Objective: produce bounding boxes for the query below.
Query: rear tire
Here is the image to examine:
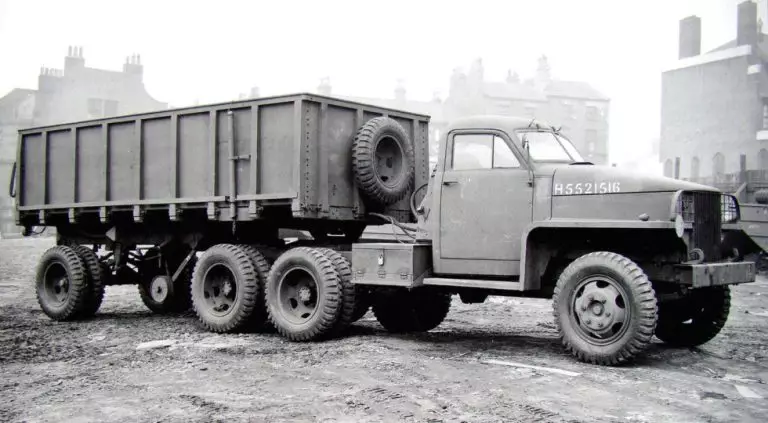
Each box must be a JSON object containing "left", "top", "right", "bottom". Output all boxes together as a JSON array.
[
  {"left": 35, "top": 246, "right": 90, "bottom": 321},
  {"left": 266, "top": 247, "right": 341, "bottom": 341},
  {"left": 317, "top": 248, "right": 355, "bottom": 335},
  {"left": 238, "top": 245, "right": 272, "bottom": 331},
  {"left": 192, "top": 244, "right": 260, "bottom": 333},
  {"left": 553, "top": 252, "right": 657, "bottom": 366},
  {"left": 655, "top": 286, "right": 730, "bottom": 347},
  {"left": 373, "top": 288, "right": 451, "bottom": 333},
  {"left": 72, "top": 245, "right": 105, "bottom": 318}
]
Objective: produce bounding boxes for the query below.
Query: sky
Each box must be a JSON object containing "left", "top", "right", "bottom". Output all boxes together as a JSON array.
[{"left": 0, "top": 0, "right": 762, "bottom": 166}]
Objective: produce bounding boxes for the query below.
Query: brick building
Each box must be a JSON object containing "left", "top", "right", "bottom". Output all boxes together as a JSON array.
[
  {"left": 331, "top": 57, "right": 610, "bottom": 166},
  {"left": 660, "top": 1, "right": 768, "bottom": 185},
  {"left": 0, "top": 46, "right": 166, "bottom": 236}
]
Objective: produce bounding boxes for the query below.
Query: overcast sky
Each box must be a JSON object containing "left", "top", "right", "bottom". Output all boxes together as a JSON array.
[{"left": 0, "top": 0, "right": 761, "bottom": 165}]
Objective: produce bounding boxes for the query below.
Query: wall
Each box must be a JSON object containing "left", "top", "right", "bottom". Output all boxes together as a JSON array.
[{"left": 660, "top": 53, "right": 761, "bottom": 179}]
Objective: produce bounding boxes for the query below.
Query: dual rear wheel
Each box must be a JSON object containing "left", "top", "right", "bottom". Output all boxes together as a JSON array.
[
  {"left": 35, "top": 245, "right": 105, "bottom": 321},
  {"left": 190, "top": 244, "right": 451, "bottom": 339}
]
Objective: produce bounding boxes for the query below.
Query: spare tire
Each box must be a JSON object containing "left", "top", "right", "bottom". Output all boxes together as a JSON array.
[{"left": 352, "top": 117, "right": 415, "bottom": 205}]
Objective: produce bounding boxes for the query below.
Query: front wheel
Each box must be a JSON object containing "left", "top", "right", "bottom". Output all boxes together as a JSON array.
[
  {"left": 552, "top": 252, "right": 657, "bottom": 365},
  {"left": 655, "top": 286, "right": 730, "bottom": 347}
]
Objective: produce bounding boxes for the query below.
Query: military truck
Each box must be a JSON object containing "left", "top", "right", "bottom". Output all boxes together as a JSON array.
[{"left": 10, "top": 94, "right": 755, "bottom": 365}]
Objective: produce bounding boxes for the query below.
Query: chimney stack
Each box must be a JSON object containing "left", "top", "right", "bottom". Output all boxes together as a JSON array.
[
  {"left": 317, "top": 77, "right": 332, "bottom": 95},
  {"left": 737, "top": 1, "right": 758, "bottom": 47},
  {"left": 394, "top": 79, "right": 406, "bottom": 102},
  {"left": 679, "top": 16, "right": 701, "bottom": 59}
]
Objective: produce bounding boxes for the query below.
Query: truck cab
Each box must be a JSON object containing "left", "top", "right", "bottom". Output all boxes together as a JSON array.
[{"left": 354, "top": 115, "right": 755, "bottom": 364}]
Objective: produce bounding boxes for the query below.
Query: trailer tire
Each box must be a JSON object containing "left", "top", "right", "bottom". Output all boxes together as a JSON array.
[
  {"left": 266, "top": 247, "right": 341, "bottom": 341},
  {"left": 352, "top": 117, "right": 415, "bottom": 206},
  {"left": 373, "top": 288, "right": 451, "bottom": 333},
  {"left": 138, "top": 249, "right": 196, "bottom": 314},
  {"left": 35, "top": 246, "right": 90, "bottom": 321},
  {"left": 655, "top": 286, "right": 730, "bottom": 347},
  {"left": 553, "top": 252, "right": 657, "bottom": 366},
  {"left": 238, "top": 245, "right": 272, "bottom": 331},
  {"left": 317, "top": 248, "right": 356, "bottom": 335},
  {"left": 192, "top": 244, "right": 260, "bottom": 333},
  {"left": 72, "top": 245, "right": 106, "bottom": 317}
]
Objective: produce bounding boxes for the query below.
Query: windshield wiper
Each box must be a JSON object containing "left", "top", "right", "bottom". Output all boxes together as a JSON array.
[{"left": 569, "top": 161, "right": 594, "bottom": 166}]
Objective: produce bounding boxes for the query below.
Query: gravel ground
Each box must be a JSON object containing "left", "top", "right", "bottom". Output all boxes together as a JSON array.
[{"left": 1, "top": 237, "right": 768, "bottom": 422}]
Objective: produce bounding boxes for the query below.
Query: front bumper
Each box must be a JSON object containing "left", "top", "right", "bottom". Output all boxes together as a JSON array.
[{"left": 677, "top": 262, "right": 756, "bottom": 288}]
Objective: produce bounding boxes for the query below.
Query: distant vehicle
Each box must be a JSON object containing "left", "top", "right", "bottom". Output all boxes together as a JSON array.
[{"left": 10, "top": 94, "right": 755, "bottom": 365}]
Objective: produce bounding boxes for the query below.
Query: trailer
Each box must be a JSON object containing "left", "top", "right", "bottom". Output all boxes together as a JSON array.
[{"left": 12, "top": 98, "right": 756, "bottom": 366}]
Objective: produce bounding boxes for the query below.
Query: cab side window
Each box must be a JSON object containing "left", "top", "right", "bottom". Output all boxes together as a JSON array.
[
  {"left": 493, "top": 136, "right": 520, "bottom": 168},
  {"left": 452, "top": 134, "right": 520, "bottom": 170}
]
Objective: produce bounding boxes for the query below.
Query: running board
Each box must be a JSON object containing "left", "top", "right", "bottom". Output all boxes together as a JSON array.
[{"left": 423, "top": 277, "right": 522, "bottom": 291}]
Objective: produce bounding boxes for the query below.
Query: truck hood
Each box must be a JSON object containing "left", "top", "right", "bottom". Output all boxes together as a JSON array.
[{"left": 549, "top": 165, "right": 718, "bottom": 195}]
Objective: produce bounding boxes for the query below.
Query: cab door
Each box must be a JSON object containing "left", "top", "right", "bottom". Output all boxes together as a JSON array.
[{"left": 435, "top": 131, "right": 533, "bottom": 276}]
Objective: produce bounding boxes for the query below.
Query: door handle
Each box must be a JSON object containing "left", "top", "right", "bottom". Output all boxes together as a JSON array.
[{"left": 442, "top": 180, "right": 458, "bottom": 186}]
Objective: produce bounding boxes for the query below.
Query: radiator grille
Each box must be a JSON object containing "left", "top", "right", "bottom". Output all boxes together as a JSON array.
[{"left": 682, "top": 192, "right": 722, "bottom": 261}]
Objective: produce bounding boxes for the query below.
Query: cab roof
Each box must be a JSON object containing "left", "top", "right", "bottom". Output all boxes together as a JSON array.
[{"left": 446, "top": 115, "right": 557, "bottom": 135}]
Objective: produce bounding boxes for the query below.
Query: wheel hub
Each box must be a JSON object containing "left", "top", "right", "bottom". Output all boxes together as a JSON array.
[
  {"left": 202, "top": 264, "right": 238, "bottom": 316},
  {"left": 297, "top": 286, "right": 312, "bottom": 302},
  {"left": 277, "top": 267, "right": 319, "bottom": 323},
  {"left": 149, "top": 275, "right": 170, "bottom": 303},
  {"left": 572, "top": 277, "right": 629, "bottom": 342}
]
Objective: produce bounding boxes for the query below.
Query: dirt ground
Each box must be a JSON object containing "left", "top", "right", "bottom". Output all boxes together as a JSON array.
[{"left": 1, "top": 238, "right": 768, "bottom": 423}]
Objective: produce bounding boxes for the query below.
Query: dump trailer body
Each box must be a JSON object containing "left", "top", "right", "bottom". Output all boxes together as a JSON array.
[{"left": 14, "top": 93, "right": 430, "bottom": 228}]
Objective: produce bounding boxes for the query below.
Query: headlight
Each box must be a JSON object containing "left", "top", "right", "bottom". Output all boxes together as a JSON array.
[{"left": 721, "top": 194, "right": 739, "bottom": 223}]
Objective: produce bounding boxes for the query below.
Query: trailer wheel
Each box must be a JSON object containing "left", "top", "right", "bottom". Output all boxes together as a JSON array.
[
  {"left": 266, "top": 247, "right": 341, "bottom": 341},
  {"left": 553, "top": 252, "right": 657, "bottom": 366},
  {"left": 352, "top": 117, "right": 415, "bottom": 206},
  {"left": 138, "top": 249, "right": 196, "bottom": 314},
  {"left": 655, "top": 286, "right": 730, "bottom": 347},
  {"left": 192, "top": 244, "right": 260, "bottom": 333},
  {"left": 72, "top": 245, "right": 106, "bottom": 318},
  {"left": 238, "top": 245, "right": 272, "bottom": 331},
  {"left": 317, "top": 248, "right": 355, "bottom": 335},
  {"left": 35, "top": 246, "right": 90, "bottom": 321},
  {"left": 373, "top": 288, "right": 451, "bottom": 333}
]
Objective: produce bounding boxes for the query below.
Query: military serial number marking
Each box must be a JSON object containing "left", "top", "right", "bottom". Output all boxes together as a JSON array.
[{"left": 554, "top": 182, "right": 621, "bottom": 195}]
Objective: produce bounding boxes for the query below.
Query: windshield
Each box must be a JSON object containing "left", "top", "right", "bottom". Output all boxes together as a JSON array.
[{"left": 517, "top": 131, "right": 584, "bottom": 162}]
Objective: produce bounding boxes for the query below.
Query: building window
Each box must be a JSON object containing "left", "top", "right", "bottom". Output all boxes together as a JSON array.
[
  {"left": 763, "top": 102, "right": 768, "bottom": 129},
  {"left": 690, "top": 156, "right": 700, "bottom": 179},
  {"left": 588, "top": 142, "right": 595, "bottom": 153},
  {"left": 713, "top": 153, "right": 725, "bottom": 181},
  {"left": 664, "top": 159, "right": 673, "bottom": 177},
  {"left": 586, "top": 106, "right": 599, "bottom": 120},
  {"left": 759, "top": 149, "right": 768, "bottom": 170}
]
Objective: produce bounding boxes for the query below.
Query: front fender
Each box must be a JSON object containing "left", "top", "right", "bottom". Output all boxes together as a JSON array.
[{"left": 519, "top": 219, "right": 676, "bottom": 291}]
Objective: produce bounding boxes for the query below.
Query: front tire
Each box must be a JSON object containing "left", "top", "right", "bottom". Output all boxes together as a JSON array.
[
  {"left": 553, "top": 252, "right": 657, "bottom": 365},
  {"left": 655, "top": 286, "right": 730, "bottom": 347}
]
